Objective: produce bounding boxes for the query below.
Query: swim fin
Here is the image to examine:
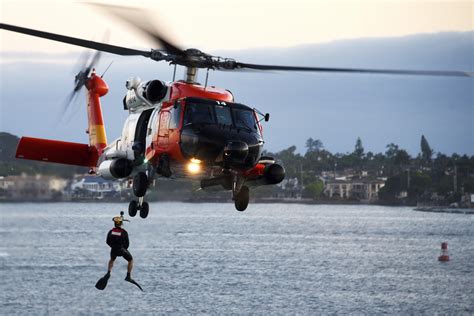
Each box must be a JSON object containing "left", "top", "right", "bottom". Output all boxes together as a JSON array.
[
  {"left": 125, "top": 275, "right": 143, "bottom": 291},
  {"left": 95, "top": 272, "right": 110, "bottom": 290}
]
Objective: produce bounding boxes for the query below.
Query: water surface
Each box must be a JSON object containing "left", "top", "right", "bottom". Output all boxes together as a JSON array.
[{"left": 0, "top": 203, "right": 472, "bottom": 314}]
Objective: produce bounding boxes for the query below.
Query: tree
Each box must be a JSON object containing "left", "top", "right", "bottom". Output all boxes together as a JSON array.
[
  {"left": 379, "top": 171, "right": 431, "bottom": 203},
  {"left": 394, "top": 149, "right": 410, "bottom": 167},
  {"left": 273, "top": 146, "right": 303, "bottom": 180},
  {"left": 385, "top": 143, "right": 399, "bottom": 160},
  {"left": 420, "top": 135, "right": 433, "bottom": 163},
  {"left": 354, "top": 137, "right": 364, "bottom": 160},
  {"left": 378, "top": 175, "right": 403, "bottom": 201},
  {"left": 303, "top": 179, "right": 324, "bottom": 199},
  {"left": 305, "top": 138, "right": 323, "bottom": 153},
  {"left": 408, "top": 171, "right": 432, "bottom": 199}
]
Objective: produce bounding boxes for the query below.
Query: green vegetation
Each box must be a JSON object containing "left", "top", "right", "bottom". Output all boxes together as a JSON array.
[
  {"left": 1, "top": 132, "right": 473, "bottom": 204},
  {"left": 303, "top": 179, "right": 324, "bottom": 199},
  {"left": 264, "top": 135, "right": 474, "bottom": 204}
]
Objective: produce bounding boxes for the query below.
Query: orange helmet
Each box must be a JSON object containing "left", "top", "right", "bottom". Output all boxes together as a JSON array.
[{"left": 112, "top": 216, "right": 123, "bottom": 227}]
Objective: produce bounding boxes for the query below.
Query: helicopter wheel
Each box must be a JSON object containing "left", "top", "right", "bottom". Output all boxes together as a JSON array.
[
  {"left": 128, "top": 200, "right": 138, "bottom": 217},
  {"left": 140, "top": 202, "right": 149, "bottom": 219},
  {"left": 234, "top": 186, "right": 249, "bottom": 212},
  {"left": 133, "top": 172, "right": 148, "bottom": 197}
]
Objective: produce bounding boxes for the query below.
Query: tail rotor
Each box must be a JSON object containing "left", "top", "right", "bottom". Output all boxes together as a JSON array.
[{"left": 62, "top": 50, "right": 102, "bottom": 116}]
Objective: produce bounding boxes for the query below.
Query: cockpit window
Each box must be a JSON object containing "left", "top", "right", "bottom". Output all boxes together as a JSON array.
[
  {"left": 215, "top": 105, "right": 233, "bottom": 125},
  {"left": 169, "top": 103, "right": 182, "bottom": 129},
  {"left": 233, "top": 109, "right": 257, "bottom": 131},
  {"left": 184, "top": 103, "right": 214, "bottom": 125},
  {"left": 183, "top": 98, "right": 260, "bottom": 134}
]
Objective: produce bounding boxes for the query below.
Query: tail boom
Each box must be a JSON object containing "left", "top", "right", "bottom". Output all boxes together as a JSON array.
[{"left": 16, "top": 137, "right": 99, "bottom": 167}]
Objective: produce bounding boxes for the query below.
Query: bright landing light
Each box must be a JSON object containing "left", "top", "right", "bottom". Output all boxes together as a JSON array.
[{"left": 187, "top": 158, "right": 201, "bottom": 174}]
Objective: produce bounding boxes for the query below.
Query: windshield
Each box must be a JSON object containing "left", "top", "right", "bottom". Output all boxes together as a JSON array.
[
  {"left": 184, "top": 103, "right": 214, "bottom": 125},
  {"left": 215, "top": 105, "right": 233, "bottom": 125},
  {"left": 184, "top": 99, "right": 259, "bottom": 132},
  {"left": 233, "top": 108, "right": 257, "bottom": 131}
]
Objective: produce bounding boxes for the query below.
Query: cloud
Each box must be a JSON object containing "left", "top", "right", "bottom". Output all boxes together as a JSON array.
[{"left": 1, "top": 32, "right": 473, "bottom": 155}]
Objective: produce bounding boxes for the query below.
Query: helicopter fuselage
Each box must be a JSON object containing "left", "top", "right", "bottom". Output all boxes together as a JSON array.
[{"left": 105, "top": 80, "right": 268, "bottom": 182}]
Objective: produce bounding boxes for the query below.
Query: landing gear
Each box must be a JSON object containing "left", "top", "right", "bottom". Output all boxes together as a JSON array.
[
  {"left": 133, "top": 172, "right": 148, "bottom": 197},
  {"left": 130, "top": 169, "right": 153, "bottom": 219},
  {"left": 230, "top": 173, "right": 249, "bottom": 212},
  {"left": 140, "top": 201, "right": 149, "bottom": 219},
  {"left": 128, "top": 200, "right": 138, "bottom": 217},
  {"left": 128, "top": 198, "right": 149, "bottom": 219},
  {"left": 234, "top": 185, "right": 249, "bottom": 212}
]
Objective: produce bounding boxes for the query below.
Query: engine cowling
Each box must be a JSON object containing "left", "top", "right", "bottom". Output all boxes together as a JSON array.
[
  {"left": 123, "top": 78, "right": 168, "bottom": 110},
  {"left": 245, "top": 163, "right": 285, "bottom": 187},
  {"left": 200, "top": 163, "right": 285, "bottom": 191},
  {"left": 260, "top": 163, "right": 285, "bottom": 185},
  {"left": 97, "top": 158, "right": 133, "bottom": 179}
]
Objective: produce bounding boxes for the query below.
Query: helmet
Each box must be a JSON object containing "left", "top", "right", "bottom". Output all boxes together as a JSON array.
[{"left": 113, "top": 216, "right": 123, "bottom": 227}]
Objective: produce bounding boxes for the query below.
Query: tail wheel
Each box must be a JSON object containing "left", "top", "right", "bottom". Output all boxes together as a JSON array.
[
  {"left": 128, "top": 200, "right": 138, "bottom": 217},
  {"left": 140, "top": 202, "right": 149, "bottom": 219},
  {"left": 234, "top": 185, "right": 249, "bottom": 212},
  {"left": 133, "top": 172, "right": 148, "bottom": 197}
]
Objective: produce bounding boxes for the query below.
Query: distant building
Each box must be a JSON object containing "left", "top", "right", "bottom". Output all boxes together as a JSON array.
[
  {"left": 462, "top": 193, "right": 474, "bottom": 208},
  {"left": 0, "top": 176, "right": 15, "bottom": 190},
  {"left": 0, "top": 174, "right": 67, "bottom": 200},
  {"left": 397, "top": 191, "right": 408, "bottom": 199},
  {"left": 324, "top": 178, "right": 385, "bottom": 201},
  {"left": 69, "top": 176, "right": 128, "bottom": 200},
  {"left": 275, "top": 177, "right": 303, "bottom": 199}
]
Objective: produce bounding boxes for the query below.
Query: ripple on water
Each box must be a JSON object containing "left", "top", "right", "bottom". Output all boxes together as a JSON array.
[{"left": 0, "top": 202, "right": 473, "bottom": 314}]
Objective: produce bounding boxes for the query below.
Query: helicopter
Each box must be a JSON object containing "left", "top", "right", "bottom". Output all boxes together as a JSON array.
[{"left": 1, "top": 5, "right": 471, "bottom": 218}]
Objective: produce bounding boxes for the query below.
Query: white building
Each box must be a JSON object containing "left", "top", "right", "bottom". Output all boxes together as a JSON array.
[
  {"left": 69, "top": 176, "right": 127, "bottom": 199},
  {"left": 324, "top": 178, "right": 385, "bottom": 201}
]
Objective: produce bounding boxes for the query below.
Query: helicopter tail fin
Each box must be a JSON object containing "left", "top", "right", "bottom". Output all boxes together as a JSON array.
[
  {"left": 16, "top": 137, "right": 99, "bottom": 167},
  {"left": 14, "top": 72, "right": 108, "bottom": 169},
  {"left": 86, "top": 71, "right": 109, "bottom": 155}
]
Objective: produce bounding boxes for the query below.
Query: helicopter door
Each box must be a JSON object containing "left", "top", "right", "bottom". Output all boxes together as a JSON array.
[
  {"left": 157, "top": 110, "right": 170, "bottom": 149},
  {"left": 133, "top": 109, "right": 153, "bottom": 162},
  {"left": 120, "top": 113, "right": 140, "bottom": 160},
  {"left": 146, "top": 108, "right": 160, "bottom": 151}
]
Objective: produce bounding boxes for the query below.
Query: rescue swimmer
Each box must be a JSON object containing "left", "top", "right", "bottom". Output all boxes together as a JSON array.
[{"left": 95, "top": 212, "right": 143, "bottom": 291}]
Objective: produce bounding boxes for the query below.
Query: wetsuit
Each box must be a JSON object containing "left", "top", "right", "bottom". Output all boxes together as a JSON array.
[{"left": 106, "top": 227, "right": 133, "bottom": 262}]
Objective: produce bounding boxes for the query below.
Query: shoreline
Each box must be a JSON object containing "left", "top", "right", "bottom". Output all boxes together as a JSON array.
[
  {"left": 2, "top": 198, "right": 472, "bottom": 210},
  {"left": 413, "top": 207, "right": 474, "bottom": 214}
]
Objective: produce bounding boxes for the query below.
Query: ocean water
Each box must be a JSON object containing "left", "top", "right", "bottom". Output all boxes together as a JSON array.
[{"left": 0, "top": 202, "right": 472, "bottom": 315}]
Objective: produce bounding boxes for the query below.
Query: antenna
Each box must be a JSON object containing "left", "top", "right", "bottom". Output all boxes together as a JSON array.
[
  {"left": 172, "top": 64, "right": 177, "bottom": 81},
  {"left": 101, "top": 61, "right": 114, "bottom": 78},
  {"left": 204, "top": 68, "right": 210, "bottom": 88}
]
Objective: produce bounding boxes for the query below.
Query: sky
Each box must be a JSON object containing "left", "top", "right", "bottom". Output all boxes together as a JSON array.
[
  {"left": 1, "top": 0, "right": 472, "bottom": 52},
  {"left": 1, "top": 0, "right": 473, "bottom": 155}
]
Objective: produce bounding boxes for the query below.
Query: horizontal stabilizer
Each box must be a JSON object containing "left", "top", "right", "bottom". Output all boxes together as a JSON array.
[{"left": 16, "top": 137, "right": 98, "bottom": 167}]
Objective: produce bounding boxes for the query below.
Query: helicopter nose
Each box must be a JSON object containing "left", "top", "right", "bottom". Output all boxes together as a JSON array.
[{"left": 223, "top": 141, "right": 248, "bottom": 163}]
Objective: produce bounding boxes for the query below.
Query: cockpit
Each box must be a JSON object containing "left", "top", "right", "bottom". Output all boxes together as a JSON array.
[
  {"left": 183, "top": 98, "right": 261, "bottom": 134},
  {"left": 179, "top": 97, "right": 264, "bottom": 168}
]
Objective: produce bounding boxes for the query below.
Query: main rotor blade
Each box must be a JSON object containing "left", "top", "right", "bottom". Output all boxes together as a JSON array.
[
  {"left": 89, "top": 3, "right": 186, "bottom": 57},
  {"left": 0, "top": 23, "right": 151, "bottom": 57},
  {"left": 235, "top": 62, "right": 473, "bottom": 77}
]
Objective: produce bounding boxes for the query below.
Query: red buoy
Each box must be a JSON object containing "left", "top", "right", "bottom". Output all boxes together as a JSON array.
[{"left": 438, "top": 242, "right": 450, "bottom": 262}]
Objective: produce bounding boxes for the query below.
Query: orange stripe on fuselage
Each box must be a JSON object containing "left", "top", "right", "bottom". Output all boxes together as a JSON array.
[{"left": 89, "top": 124, "right": 107, "bottom": 147}]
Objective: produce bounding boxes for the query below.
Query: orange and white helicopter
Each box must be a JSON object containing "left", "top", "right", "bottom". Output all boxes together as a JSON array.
[{"left": 1, "top": 6, "right": 471, "bottom": 218}]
